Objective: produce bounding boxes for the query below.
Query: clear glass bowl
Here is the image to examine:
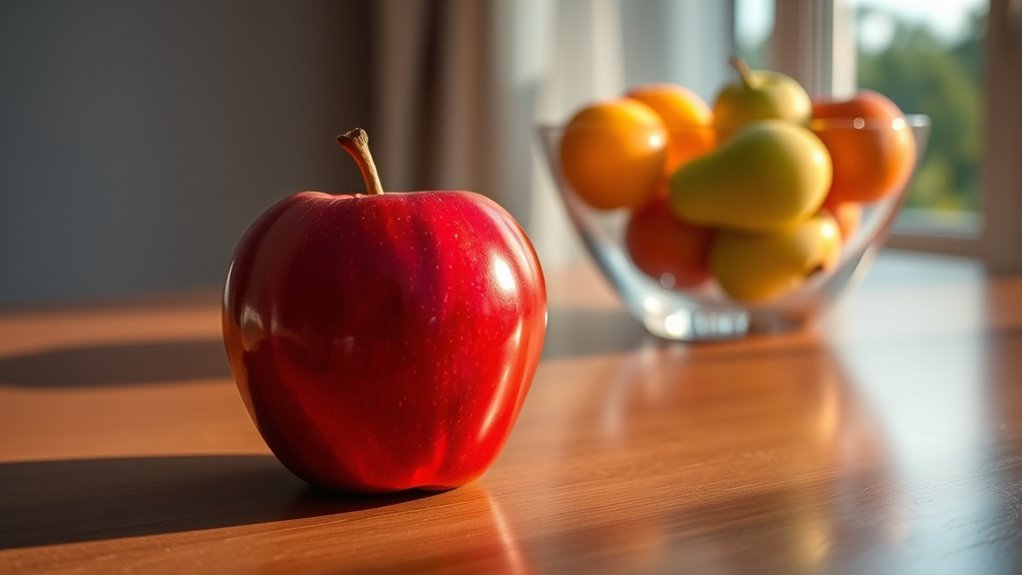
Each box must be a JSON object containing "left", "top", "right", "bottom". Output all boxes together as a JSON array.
[{"left": 538, "top": 115, "right": 931, "bottom": 341}]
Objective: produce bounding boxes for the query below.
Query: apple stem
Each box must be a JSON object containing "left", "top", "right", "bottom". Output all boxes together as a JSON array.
[
  {"left": 730, "top": 56, "right": 755, "bottom": 89},
  {"left": 337, "top": 128, "right": 385, "bottom": 196}
]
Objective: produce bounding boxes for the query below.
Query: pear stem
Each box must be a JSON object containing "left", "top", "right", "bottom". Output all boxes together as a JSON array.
[
  {"left": 730, "top": 56, "right": 755, "bottom": 89},
  {"left": 337, "top": 128, "right": 384, "bottom": 196}
]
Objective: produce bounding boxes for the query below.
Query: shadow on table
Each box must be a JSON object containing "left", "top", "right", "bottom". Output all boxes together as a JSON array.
[
  {"left": 0, "top": 339, "right": 229, "bottom": 387},
  {"left": 0, "top": 307, "right": 664, "bottom": 388},
  {"left": 0, "top": 454, "right": 433, "bottom": 549}
]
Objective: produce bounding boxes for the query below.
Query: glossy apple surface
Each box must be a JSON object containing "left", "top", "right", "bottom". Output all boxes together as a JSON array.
[{"left": 223, "top": 134, "right": 546, "bottom": 494}]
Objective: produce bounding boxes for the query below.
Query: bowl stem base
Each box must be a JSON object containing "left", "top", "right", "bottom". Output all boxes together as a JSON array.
[{"left": 640, "top": 307, "right": 806, "bottom": 341}]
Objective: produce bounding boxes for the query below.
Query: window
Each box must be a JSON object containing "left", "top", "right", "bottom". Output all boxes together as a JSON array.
[
  {"left": 735, "top": 0, "right": 774, "bottom": 69},
  {"left": 747, "top": 0, "right": 1022, "bottom": 266},
  {"left": 849, "top": 0, "right": 985, "bottom": 242}
]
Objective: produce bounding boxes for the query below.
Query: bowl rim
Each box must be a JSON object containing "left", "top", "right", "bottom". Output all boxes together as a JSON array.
[{"left": 537, "top": 113, "right": 931, "bottom": 133}]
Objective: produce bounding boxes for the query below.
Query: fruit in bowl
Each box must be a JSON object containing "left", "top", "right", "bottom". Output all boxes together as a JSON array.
[
  {"left": 713, "top": 57, "right": 812, "bottom": 141},
  {"left": 625, "top": 84, "right": 715, "bottom": 175},
  {"left": 539, "top": 59, "right": 930, "bottom": 340},
  {"left": 559, "top": 98, "right": 668, "bottom": 210},
  {"left": 811, "top": 90, "right": 918, "bottom": 204},
  {"left": 710, "top": 212, "right": 842, "bottom": 302},
  {"left": 624, "top": 193, "right": 715, "bottom": 290},
  {"left": 669, "top": 120, "right": 832, "bottom": 233}
]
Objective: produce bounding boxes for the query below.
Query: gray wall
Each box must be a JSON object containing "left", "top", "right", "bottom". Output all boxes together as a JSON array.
[{"left": 0, "top": 0, "right": 373, "bottom": 305}]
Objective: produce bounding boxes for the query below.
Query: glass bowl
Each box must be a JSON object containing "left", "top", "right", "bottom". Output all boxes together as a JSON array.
[{"left": 538, "top": 115, "right": 931, "bottom": 341}]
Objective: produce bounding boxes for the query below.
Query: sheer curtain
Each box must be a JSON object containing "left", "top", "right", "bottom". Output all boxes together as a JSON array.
[{"left": 370, "top": 0, "right": 731, "bottom": 267}]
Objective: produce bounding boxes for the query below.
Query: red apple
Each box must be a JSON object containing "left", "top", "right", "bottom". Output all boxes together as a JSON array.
[
  {"left": 625, "top": 194, "right": 714, "bottom": 289},
  {"left": 222, "top": 129, "right": 547, "bottom": 493}
]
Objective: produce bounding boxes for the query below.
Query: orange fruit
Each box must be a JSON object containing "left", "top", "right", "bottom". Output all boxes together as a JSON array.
[
  {"left": 822, "top": 199, "right": 862, "bottom": 240},
  {"left": 559, "top": 99, "right": 667, "bottom": 210},
  {"left": 811, "top": 90, "right": 916, "bottom": 204},
  {"left": 626, "top": 84, "right": 715, "bottom": 175}
]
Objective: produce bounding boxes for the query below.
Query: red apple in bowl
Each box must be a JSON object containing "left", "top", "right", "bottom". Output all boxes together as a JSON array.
[
  {"left": 223, "top": 129, "right": 547, "bottom": 493},
  {"left": 624, "top": 193, "right": 714, "bottom": 289}
]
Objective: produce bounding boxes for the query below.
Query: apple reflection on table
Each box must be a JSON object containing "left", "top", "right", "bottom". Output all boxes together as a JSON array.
[
  {"left": 524, "top": 343, "right": 905, "bottom": 573},
  {"left": 254, "top": 484, "right": 534, "bottom": 574}
]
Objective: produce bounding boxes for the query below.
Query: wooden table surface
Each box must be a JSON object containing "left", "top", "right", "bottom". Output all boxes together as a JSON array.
[{"left": 1, "top": 251, "right": 1020, "bottom": 574}]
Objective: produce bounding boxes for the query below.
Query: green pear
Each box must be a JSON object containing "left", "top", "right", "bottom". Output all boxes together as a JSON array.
[
  {"left": 710, "top": 212, "right": 842, "bottom": 302},
  {"left": 714, "top": 57, "right": 811, "bottom": 141},
  {"left": 669, "top": 120, "right": 831, "bottom": 232}
]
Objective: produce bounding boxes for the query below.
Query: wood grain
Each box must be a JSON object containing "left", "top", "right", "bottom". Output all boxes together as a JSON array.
[{"left": 1, "top": 251, "right": 1020, "bottom": 574}]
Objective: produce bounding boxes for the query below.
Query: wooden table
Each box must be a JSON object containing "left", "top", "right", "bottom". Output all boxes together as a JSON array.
[{"left": 1, "top": 251, "right": 1020, "bottom": 574}]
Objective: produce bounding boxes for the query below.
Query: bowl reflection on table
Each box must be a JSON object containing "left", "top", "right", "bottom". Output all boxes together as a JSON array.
[{"left": 537, "top": 115, "right": 931, "bottom": 341}]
